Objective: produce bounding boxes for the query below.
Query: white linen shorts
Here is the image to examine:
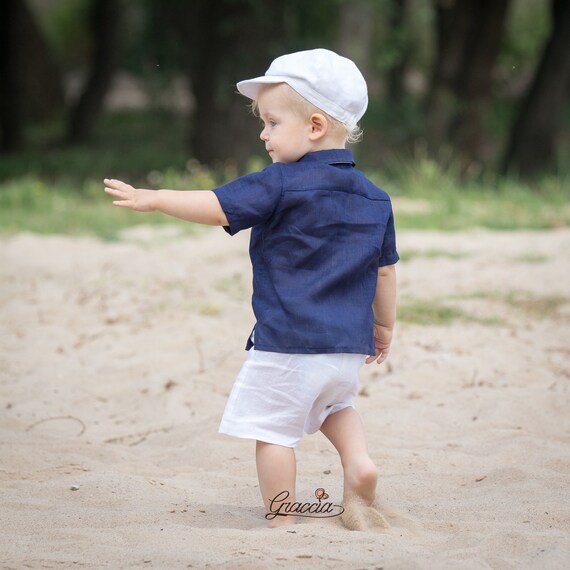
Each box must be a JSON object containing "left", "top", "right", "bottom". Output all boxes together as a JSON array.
[{"left": 218, "top": 348, "right": 365, "bottom": 448}]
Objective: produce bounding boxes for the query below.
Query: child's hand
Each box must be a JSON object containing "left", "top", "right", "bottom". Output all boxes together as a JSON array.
[
  {"left": 365, "top": 322, "right": 392, "bottom": 365},
  {"left": 104, "top": 178, "right": 157, "bottom": 212}
]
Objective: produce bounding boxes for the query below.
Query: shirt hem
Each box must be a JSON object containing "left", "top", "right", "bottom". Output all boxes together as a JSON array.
[{"left": 249, "top": 343, "right": 372, "bottom": 355}]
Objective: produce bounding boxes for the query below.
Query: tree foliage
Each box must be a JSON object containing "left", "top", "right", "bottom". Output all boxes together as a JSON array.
[
  {"left": 1, "top": 0, "right": 567, "bottom": 179},
  {"left": 503, "top": 0, "right": 570, "bottom": 176}
]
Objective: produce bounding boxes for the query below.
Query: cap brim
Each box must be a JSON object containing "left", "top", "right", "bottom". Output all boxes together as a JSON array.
[{"left": 237, "top": 75, "right": 293, "bottom": 100}]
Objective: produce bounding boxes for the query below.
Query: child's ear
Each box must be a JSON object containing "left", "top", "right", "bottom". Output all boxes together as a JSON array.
[{"left": 308, "top": 113, "right": 328, "bottom": 141}]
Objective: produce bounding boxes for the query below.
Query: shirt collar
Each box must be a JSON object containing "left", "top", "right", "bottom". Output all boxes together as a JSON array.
[{"left": 297, "top": 149, "right": 355, "bottom": 167}]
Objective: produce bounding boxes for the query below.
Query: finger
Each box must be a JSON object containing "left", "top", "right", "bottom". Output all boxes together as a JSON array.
[
  {"left": 365, "top": 353, "right": 381, "bottom": 365},
  {"left": 112, "top": 200, "right": 133, "bottom": 208},
  {"left": 375, "top": 352, "right": 388, "bottom": 365},
  {"left": 365, "top": 351, "right": 385, "bottom": 365},
  {"left": 106, "top": 190, "right": 129, "bottom": 203},
  {"left": 105, "top": 182, "right": 133, "bottom": 199},
  {"left": 104, "top": 178, "right": 131, "bottom": 191},
  {"left": 104, "top": 178, "right": 121, "bottom": 189},
  {"left": 104, "top": 186, "right": 124, "bottom": 198}
]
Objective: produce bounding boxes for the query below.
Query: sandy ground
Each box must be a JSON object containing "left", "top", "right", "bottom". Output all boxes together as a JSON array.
[{"left": 1, "top": 226, "right": 569, "bottom": 569}]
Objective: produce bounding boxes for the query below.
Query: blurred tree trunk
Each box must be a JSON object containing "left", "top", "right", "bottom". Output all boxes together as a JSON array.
[
  {"left": 387, "top": 0, "right": 411, "bottom": 103},
  {"left": 158, "top": 0, "right": 294, "bottom": 168},
  {"left": 337, "top": 0, "right": 376, "bottom": 87},
  {"left": 425, "top": 0, "right": 510, "bottom": 172},
  {"left": 0, "top": 0, "right": 64, "bottom": 151},
  {"left": 503, "top": 0, "right": 570, "bottom": 176},
  {"left": 159, "top": 0, "right": 339, "bottom": 168},
  {"left": 0, "top": 0, "right": 25, "bottom": 151},
  {"left": 67, "top": 0, "right": 123, "bottom": 143}
]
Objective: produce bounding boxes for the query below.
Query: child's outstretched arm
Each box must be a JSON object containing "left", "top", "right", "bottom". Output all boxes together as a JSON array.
[
  {"left": 103, "top": 178, "right": 228, "bottom": 226},
  {"left": 366, "top": 264, "right": 397, "bottom": 365}
]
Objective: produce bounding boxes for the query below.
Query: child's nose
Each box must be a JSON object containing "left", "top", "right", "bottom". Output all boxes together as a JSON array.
[{"left": 260, "top": 127, "right": 269, "bottom": 141}]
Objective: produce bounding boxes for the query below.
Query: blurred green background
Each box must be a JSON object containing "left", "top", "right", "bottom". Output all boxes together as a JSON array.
[{"left": 1, "top": 0, "right": 568, "bottom": 239}]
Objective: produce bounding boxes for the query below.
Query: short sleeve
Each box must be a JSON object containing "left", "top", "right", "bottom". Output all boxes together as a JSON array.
[
  {"left": 212, "top": 165, "right": 283, "bottom": 235},
  {"left": 378, "top": 206, "right": 399, "bottom": 266}
]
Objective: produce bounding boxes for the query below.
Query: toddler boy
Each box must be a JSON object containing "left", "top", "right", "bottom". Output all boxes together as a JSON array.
[{"left": 104, "top": 48, "right": 398, "bottom": 530}]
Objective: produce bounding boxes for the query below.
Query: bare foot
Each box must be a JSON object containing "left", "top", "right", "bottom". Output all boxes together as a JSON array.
[{"left": 267, "top": 515, "right": 297, "bottom": 528}]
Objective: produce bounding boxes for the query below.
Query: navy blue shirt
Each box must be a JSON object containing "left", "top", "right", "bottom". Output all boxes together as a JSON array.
[{"left": 213, "top": 149, "right": 399, "bottom": 355}]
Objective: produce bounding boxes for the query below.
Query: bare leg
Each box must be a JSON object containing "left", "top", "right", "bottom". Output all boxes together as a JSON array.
[
  {"left": 320, "top": 407, "right": 389, "bottom": 531},
  {"left": 255, "top": 440, "right": 297, "bottom": 527},
  {"left": 320, "top": 407, "right": 377, "bottom": 502}
]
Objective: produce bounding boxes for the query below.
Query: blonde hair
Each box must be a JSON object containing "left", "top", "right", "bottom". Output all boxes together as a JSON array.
[{"left": 249, "top": 83, "right": 363, "bottom": 144}]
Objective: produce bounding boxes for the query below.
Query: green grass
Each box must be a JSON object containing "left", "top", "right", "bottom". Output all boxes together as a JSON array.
[
  {"left": 1, "top": 164, "right": 568, "bottom": 239},
  {"left": 513, "top": 253, "right": 549, "bottom": 263},
  {"left": 371, "top": 159, "right": 570, "bottom": 231},
  {"left": 1, "top": 111, "right": 569, "bottom": 239},
  {"left": 398, "top": 249, "right": 470, "bottom": 262},
  {"left": 398, "top": 299, "right": 503, "bottom": 326},
  {"left": 0, "top": 176, "right": 207, "bottom": 241},
  {"left": 398, "top": 301, "right": 468, "bottom": 326},
  {"left": 457, "top": 290, "right": 570, "bottom": 321},
  {"left": 398, "top": 290, "right": 570, "bottom": 327}
]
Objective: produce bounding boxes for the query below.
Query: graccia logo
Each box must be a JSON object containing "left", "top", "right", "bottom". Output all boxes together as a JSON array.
[{"left": 265, "top": 488, "right": 344, "bottom": 520}]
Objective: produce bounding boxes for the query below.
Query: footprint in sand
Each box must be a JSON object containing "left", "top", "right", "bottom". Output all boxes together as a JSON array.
[
  {"left": 341, "top": 498, "right": 420, "bottom": 534},
  {"left": 341, "top": 499, "right": 390, "bottom": 531}
]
